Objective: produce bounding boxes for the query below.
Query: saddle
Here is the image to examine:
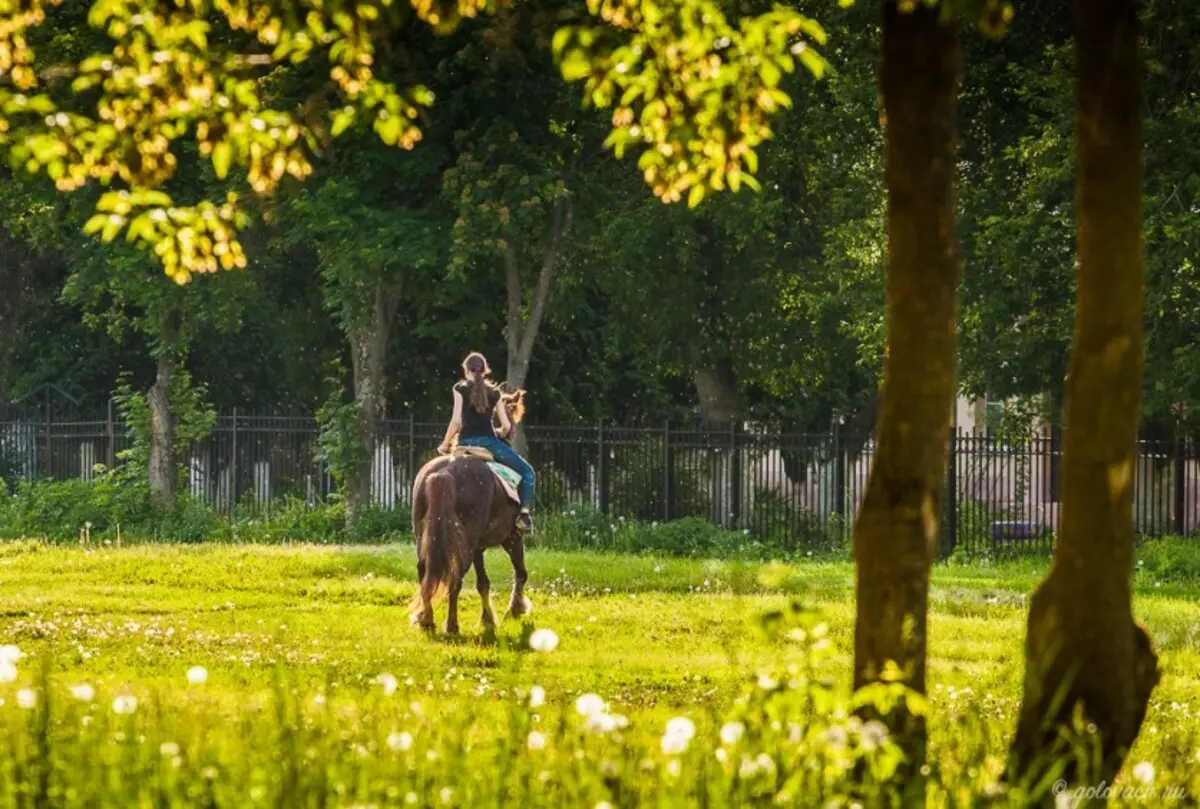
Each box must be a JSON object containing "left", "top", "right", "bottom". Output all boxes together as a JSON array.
[{"left": 447, "top": 446, "right": 522, "bottom": 506}]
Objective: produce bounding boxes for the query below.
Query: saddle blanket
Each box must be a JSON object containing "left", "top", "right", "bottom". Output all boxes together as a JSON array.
[
  {"left": 450, "top": 446, "right": 521, "bottom": 505},
  {"left": 486, "top": 462, "right": 522, "bottom": 505}
]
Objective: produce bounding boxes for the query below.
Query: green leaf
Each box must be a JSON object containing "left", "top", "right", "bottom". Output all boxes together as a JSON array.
[
  {"left": 559, "top": 49, "right": 592, "bottom": 82},
  {"left": 212, "top": 142, "right": 232, "bottom": 179},
  {"left": 83, "top": 214, "right": 108, "bottom": 236},
  {"left": 799, "top": 48, "right": 828, "bottom": 79}
]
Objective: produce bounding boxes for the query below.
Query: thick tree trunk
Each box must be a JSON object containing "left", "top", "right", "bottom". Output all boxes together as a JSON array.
[
  {"left": 147, "top": 351, "right": 177, "bottom": 503},
  {"left": 851, "top": 0, "right": 960, "bottom": 778},
  {"left": 344, "top": 270, "right": 404, "bottom": 523},
  {"left": 504, "top": 196, "right": 571, "bottom": 455},
  {"left": 1007, "top": 0, "right": 1159, "bottom": 797}
]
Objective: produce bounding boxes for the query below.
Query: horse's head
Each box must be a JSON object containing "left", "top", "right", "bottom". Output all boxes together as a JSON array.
[
  {"left": 495, "top": 388, "right": 526, "bottom": 438},
  {"left": 500, "top": 388, "right": 526, "bottom": 424}
]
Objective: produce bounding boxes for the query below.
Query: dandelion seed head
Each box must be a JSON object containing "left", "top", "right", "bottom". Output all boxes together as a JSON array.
[
  {"left": 17, "top": 689, "right": 36, "bottom": 710},
  {"left": 529, "top": 628, "right": 559, "bottom": 653},
  {"left": 575, "top": 693, "right": 607, "bottom": 717},
  {"left": 529, "top": 685, "right": 545, "bottom": 708},
  {"left": 70, "top": 683, "right": 95, "bottom": 702},
  {"left": 377, "top": 673, "right": 398, "bottom": 696},
  {"left": 186, "top": 666, "right": 208, "bottom": 685},
  {"left": 719, "top": 721, "right": 744, "bottom": 746},
  {"left": 527, "top": 730, "right": 546, "bottom": 751},
  {"left": 112, "top": 695, "right": 138, "bottom": 715}
]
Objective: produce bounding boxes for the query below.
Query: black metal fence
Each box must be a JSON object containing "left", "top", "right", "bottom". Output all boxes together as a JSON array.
[{"left": 3, "top": 407, "right": 1200, "bottom": 555}]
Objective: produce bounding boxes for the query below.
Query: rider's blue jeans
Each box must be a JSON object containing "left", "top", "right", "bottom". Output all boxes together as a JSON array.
[{"left": 459, "top": 435, "right": 534, "bottom": 510}]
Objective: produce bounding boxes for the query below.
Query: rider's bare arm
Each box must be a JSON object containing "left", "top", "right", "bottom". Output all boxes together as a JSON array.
[{"left": 438, "top": 391, "right": 464, "bottom": 453}]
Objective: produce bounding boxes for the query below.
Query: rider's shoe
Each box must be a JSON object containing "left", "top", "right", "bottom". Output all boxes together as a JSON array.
[{"left": 516, "top": 508, "right": 534, "bottom": 534}]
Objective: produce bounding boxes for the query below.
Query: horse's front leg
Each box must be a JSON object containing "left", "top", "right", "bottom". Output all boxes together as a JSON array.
[
  {"left": 474, "top": 550, "right": 496, "bottom": 630},
  {"left": 504, "top": 536, "right": 531, "bottom": 618}
]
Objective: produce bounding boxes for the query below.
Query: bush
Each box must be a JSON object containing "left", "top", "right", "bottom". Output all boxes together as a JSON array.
[
  {"left": 0, "top": 472, "right": 157, "bottom": 541},
  {"left": 1135, "top": 536, "right": 1200, "bottom": 586}
]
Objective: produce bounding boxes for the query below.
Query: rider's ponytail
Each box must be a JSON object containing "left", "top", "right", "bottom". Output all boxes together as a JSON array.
[{"left": 461, "top": 352, "right": 493, "bottom": 414}]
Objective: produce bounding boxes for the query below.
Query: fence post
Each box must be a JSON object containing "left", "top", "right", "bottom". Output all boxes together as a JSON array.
[
  {"left": 106, "top": 397, "right": 116, "bottom": 470},
  {"left": 231, "top": 407, "right": 239, "bottom": 512},
  {"left": 43, "top": 385, "right": 51, "bottom": 479},
  {"left": 407, "top": 414, "right": 416, "bottom": 503},
  {"left": 662, "top": 421, "right": 671, "bottom": 522},
  {"left": 1174, "top": 433, "right": 1185, "bottom": 536},
  {"left": 944, "top": 427, "right": 958, "bottom": 557},
  {"left": 597, "top": 421, "right": 609, "bottom": 514}
]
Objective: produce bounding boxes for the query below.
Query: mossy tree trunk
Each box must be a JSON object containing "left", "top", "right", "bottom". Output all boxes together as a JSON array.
[
  {"left": 851, "top": 0, "right": 961, "bottom": 779},
  {"left": 1008, "top": 0, "right": 1160, "bottom": 798}
]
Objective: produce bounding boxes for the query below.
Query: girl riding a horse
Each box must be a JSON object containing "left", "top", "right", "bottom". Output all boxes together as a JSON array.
[{"left": 437, "top": 352, "right": 535, "bottom": 533}]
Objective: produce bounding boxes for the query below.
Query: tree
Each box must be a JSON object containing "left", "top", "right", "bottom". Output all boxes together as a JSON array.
[
  {"left": 848, "top": 1, "right": 961, "bottom": 781},
  {"left": 281, "top": 128, "right": 446, "bottom": 519},
  {"left": 1008, "top": 0, "right": 1160, "bottom": 794}
]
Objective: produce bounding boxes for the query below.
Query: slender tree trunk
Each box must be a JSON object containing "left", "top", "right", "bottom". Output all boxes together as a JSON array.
[
  {"left": 504, "top": 196, "right": 571, "bottom": 454},
  {"left": 147, "top": 350, "right": 177, "bottom": 503},
  {"left": 344, "top": 270, "right": 404, "bottom": 523},
  {"left": 851, "top": 0, "right": 961, "bottom": 778},
  {"left": 1008, "top": 0, "right": 1159, "bottom": 797}
]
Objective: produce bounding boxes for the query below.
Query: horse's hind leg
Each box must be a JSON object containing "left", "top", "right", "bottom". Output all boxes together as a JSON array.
[
  {"left": 445, "top": 568, "right": 465, "bottom": 635},
  {"left": 504, "top": 537, "right": 532, "bottom": 618},
  {"left": 474, "top": 551, "right": 496, "bottom": 630},
  {"left": 413, "top": 558, "right": 436, "bottom": 631}
]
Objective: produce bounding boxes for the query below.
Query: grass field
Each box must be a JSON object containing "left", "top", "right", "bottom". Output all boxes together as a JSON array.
[{"left": 1, "top": 540, "right": 1198, "bottom": 806}]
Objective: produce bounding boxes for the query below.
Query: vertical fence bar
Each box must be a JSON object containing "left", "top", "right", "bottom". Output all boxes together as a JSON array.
[
  {"left": 597, "top": 422, "right": 609, "bottom": 515},
  {"left": 945, "top": 427, "right": 958, "bottom": 557},
  {"left": 106, "top": 397, "right": 116, "bottom": 470},
  {"left": 230, "top": 407, "right": 239, "bottom": 515},
  {"left": 1174, "top": 433, "right": 1185, "bottom": 536},
  {"left": 662, "top": 421, "right": 671, "bottom": 522}
]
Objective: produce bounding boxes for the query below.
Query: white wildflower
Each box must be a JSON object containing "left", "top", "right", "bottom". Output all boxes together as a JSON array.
[
  {"left": 661, "top": 716, "right": 696, "bottom": 755},
  {"left": 17, "top": 689, "right": 37, "bottom": 710},
  {"left": 529, "top": 685, "right": 546, "bottom": 708},
  {"left": 575, "top": 693, "right": 607, "bottom": 717},
  {"left": 527, "top": 731, "right": 546, "bottom": 751},
  {"left": 112, "top": 695, "right": 138, "bottom": 715},
  {"left": 186, "top": 666, "right": 208, "bottom": 685},
  {"left": 0, "top": 661, "right": 16, "bottom": 684},
  {"left": 1132, "top": 761, "right": 1155, "bottom": 785},
  {"left": 387, "top": 731, "right": 413, "bottom": 752},
  {"left": 439, "top": 787, "right": 453, "bottom": 804},
  {"left": 70, "top": 683, "right": 95, "bottom": 702},
  {"left": 585, "top": 712, "right": 628, "bottom": 734},
  {"left": 377, "top": 673, "right": 398, "bottom": 696},
  {"left": 529, "top": 629, "right": 559, "bottom": 653},
  {"left": 0, "top": 645, "right": 23, "bottom": 665},
  {"left": 719, "top": 721, "right": 745, "bottom": 746},
  {"left": 825, "top": 725, "right": 848, "bottom": 750},
  {"left": 860, "top": 720, "right": 889, "bottom": 752}
]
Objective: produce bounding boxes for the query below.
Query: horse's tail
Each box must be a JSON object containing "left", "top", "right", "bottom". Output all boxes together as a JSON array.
[{"left": 409, "top": 470, "right": 466, "bottom": 623}]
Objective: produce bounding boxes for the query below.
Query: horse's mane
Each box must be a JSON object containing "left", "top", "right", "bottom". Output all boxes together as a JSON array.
[{"left": 499, "top": 387, "right": 526, "bottom": 424}]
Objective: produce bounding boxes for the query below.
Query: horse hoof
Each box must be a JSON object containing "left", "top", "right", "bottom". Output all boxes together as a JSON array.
[{"left": 507, "top": 597, "right": 533, "bottom": 619}]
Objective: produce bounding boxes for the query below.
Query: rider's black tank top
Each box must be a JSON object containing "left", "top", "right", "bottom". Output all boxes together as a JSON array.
[{"left": 455, "top": 380, "right": 500, "bottom": 439}]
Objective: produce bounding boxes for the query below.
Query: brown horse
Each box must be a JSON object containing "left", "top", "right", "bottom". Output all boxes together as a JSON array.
[{"left": 409, "top": 389, "right": 531, "bottom": 633}]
